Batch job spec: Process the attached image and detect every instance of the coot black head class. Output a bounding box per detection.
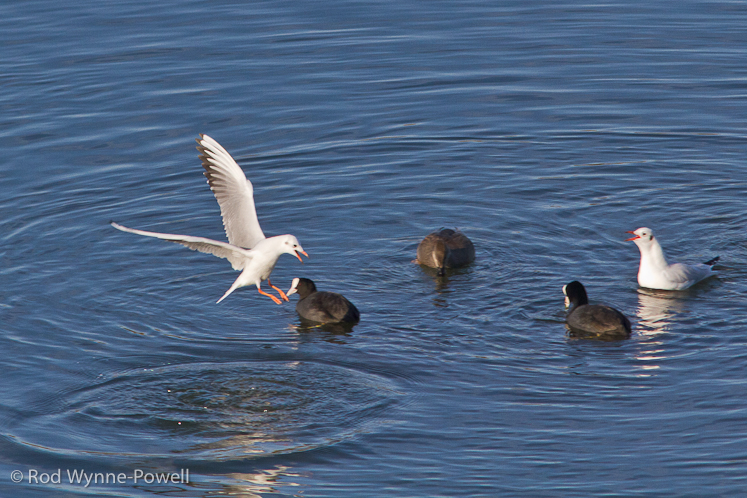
[562,280,589,308]
[287,277,316,299]
[562,280,631,340]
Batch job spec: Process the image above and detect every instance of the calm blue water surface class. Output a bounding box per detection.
[2,0,747,496]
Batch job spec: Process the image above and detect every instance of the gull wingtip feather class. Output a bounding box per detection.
[111,221,130,232]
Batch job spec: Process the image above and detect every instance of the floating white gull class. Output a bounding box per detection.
[626,227,718,291]
[112,134,308,304]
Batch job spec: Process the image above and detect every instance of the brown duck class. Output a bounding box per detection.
[416,228,475,276]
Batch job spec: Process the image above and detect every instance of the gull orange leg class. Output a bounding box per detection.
[267,278,289,302]
[258,287,282,305]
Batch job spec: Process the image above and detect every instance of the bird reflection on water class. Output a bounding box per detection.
[636,288,686,335]
[418,265,477,308]
[633,288,688,375]
[293,318,357,337]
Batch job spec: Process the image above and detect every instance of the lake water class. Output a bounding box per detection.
[2,0,747,496]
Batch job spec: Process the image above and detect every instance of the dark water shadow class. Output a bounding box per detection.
[292,317,357,341]
[565,323,631,342]
[417,263,476,291]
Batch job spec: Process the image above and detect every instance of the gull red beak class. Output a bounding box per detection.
[294,250,309,263]
[624,231,639,242]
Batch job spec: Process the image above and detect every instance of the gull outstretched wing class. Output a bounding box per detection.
[111,222,252,271]
[196,134,266,249]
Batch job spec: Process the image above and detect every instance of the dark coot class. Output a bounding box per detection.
[287,278,360,325]
[563,281,631,340]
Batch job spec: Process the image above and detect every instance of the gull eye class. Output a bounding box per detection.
[293,244,298,248]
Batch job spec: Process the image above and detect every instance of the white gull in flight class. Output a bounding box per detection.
[112,134,307,304]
